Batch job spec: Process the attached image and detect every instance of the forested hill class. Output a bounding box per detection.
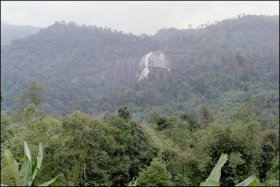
[1,23,41,46]
[1,15,279,117]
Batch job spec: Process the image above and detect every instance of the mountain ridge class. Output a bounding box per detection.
[1,15,279,117]
[1,23,41,46]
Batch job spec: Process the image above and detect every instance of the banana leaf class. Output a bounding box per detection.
[3,150,21,185]
[201,154,228,186]
[29,143,43,186]
[236,176,259,186]
[39,175,60,186]
[19,142,33,185]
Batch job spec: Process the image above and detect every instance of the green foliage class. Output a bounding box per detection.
[117,106,131,120]
[26,81,47,106]
[200,104,214,126]
[144,109,279,186]
[2,142,58,186]
[10,81,46,122]
[192,123,265,185]
[3,150,21,185]
[256,130,279,181]
[231,104,253,122]
[34,111,156,186]
[1,105,279,186]
[180,111,199,130]
[236,176,259,186]
[1,114,13,158]
[2,16,278,118]
[201,154,228,186]
[1,15,279,186]
[201,154,260,186]
[172,172,191,186]
[265,156,280,186]
[149,112,172,130]
[136,158,172,186]
[14,81,47,111]
[23,103,42,122]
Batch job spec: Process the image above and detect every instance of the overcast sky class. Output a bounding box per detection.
[1,1,279,35]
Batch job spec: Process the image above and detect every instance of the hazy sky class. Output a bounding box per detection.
[1,1,279,35]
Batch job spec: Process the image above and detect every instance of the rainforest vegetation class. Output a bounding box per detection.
[1,81,279,186]
[1,15,279,186]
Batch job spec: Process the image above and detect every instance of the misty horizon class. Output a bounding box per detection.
[1,1,279,35]
[2,14,279,36]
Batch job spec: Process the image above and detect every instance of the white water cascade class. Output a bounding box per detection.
[138,52,153,81]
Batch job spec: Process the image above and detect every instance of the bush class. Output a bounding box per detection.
[136,158,172,186]
[149,112,171,130]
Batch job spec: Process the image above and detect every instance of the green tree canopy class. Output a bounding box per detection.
[26,81,47,106]
[117,106,131,121]
[137,158,172,186]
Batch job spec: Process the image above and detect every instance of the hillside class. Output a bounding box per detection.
[1,16,279,117]
[1,23,41,46]
[1,14,279,187]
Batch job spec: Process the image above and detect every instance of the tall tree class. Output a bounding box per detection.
[26,81,47,106]
[201,104,213,125]
[136,158,172,186]
[117,106,131,121]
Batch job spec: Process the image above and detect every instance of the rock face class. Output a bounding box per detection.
[138,51,170,81]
